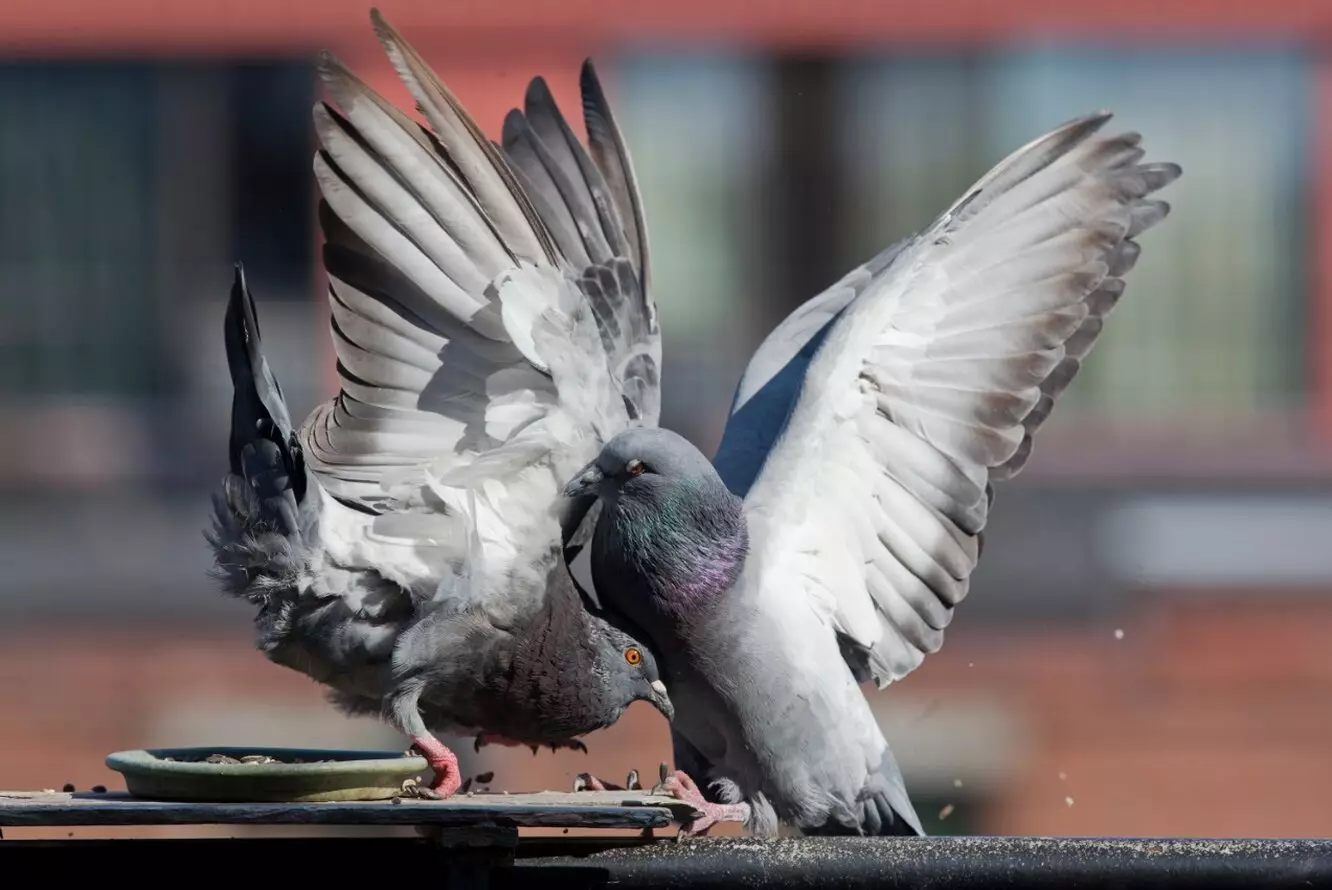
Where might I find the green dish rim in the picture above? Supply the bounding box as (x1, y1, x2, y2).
(106, 746, 429, 777)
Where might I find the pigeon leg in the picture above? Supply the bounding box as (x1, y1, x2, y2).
(657, 770, 750, 837)
(389, 681, 461, 798)
(410, 734, 462, 798)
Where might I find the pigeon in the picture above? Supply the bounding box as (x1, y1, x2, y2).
(206, 9, 673, 799)
(566, 114, 1182, 835)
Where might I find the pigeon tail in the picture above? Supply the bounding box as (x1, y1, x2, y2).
(805, 754, 925, 838)
(206, 264, 318, 607)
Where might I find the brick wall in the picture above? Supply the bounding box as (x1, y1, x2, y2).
(3, 596, 1330, 839)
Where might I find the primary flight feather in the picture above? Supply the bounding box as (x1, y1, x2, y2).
(207, 10, 671, 797)
(569, 112, 1181, 835)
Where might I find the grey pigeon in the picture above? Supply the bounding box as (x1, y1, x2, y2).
(567, 114, 1182, 835)
(206, 10, 672, 798)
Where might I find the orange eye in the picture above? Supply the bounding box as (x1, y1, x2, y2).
(626, 459, 645, 477)
(624, 647, 642, 665)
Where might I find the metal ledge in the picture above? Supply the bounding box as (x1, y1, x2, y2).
(526, 835, 1332, 889)
(1, 835, 1330, 888)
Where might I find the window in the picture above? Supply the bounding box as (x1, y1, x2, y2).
(0, 60, 313, 401)
(0, 62, 163, 397)
(838, 47, 1310, 444)
(608, 53, 774, 447)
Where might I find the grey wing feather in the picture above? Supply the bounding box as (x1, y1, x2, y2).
(580, 60, 653, 310)
(733, 111, 1181, 687)
(500, 69, 661, 426)
(714, 240, 911, 499)
(727, 239, 911, 419)
(298, 17, 658, 623)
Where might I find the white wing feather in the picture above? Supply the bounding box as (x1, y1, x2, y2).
(299, 14, 656, 608)
(733, 113, 1180, 686)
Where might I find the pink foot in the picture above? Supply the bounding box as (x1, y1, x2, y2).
(473, 733, 587, 755)
(410, 735, 462, 799)
(657, 770, 750, 837)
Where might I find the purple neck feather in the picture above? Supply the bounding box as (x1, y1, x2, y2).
(601, 477, 750, 623)
(668, 531, 748, 606)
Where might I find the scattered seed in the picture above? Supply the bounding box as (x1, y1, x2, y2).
(968, 662, 975, 668)
(1058, 771, 1067, 781)
(953, 778, 964, 789)
(938, 804, 955, 820)
(475, 771, 495, 784)
(391, 796, 403, 805)
(1113, 628, 1124, 640)
(1064, 796, 1075, 807)
(62, 783, 75, 793)
(92, 785, 107, 794)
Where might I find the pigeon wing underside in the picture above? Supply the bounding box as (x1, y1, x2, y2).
(719, 113, 1180, 687)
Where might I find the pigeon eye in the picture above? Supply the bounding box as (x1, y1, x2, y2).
(624, 647, 642, 665)
(626, 459, 645, 477)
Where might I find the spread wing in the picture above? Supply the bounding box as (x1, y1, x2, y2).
(301, 11, 658, 603)
(712, 239, 911, 499)
(719, 112, 1180, 685)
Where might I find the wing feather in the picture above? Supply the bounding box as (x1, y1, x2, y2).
(296, 14, 659, 609)
(722, 112, 1181, 686)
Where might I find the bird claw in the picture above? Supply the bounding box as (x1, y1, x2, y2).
(652, 769, 748, 838)
(573, 772, 616, 792)
(573, 768, 641, 793)
(401, 781, 445, 801)
(474, 734, 588, 756)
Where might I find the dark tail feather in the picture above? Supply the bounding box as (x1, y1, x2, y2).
(803, 797, 923, 838)
(207, 264, 316, 604)
(223, 263, 308, 537)
(859, 757, 926, 837)
(804, 755, 925, 838)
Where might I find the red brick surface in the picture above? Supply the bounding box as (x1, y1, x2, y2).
(3, 597, 1330, 839)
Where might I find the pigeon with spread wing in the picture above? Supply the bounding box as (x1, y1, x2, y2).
(207, 10, 670, 798)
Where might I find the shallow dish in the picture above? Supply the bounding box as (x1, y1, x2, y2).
(105, 746, 429, 802)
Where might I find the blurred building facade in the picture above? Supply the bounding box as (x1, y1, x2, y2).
(2, 0, 1332, 838)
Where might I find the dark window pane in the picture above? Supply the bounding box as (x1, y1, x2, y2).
(229, 61, 313, 300)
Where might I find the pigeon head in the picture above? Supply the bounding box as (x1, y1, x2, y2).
(565, 428, 749, 627)
(564, 427, 720, 504)
(591, 616, 674, 721)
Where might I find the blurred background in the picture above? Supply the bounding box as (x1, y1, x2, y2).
(2, 0, 1330, 841)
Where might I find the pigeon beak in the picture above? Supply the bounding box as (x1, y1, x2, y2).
(563, 461, 605, 498)
(649, 679, 675, 721)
